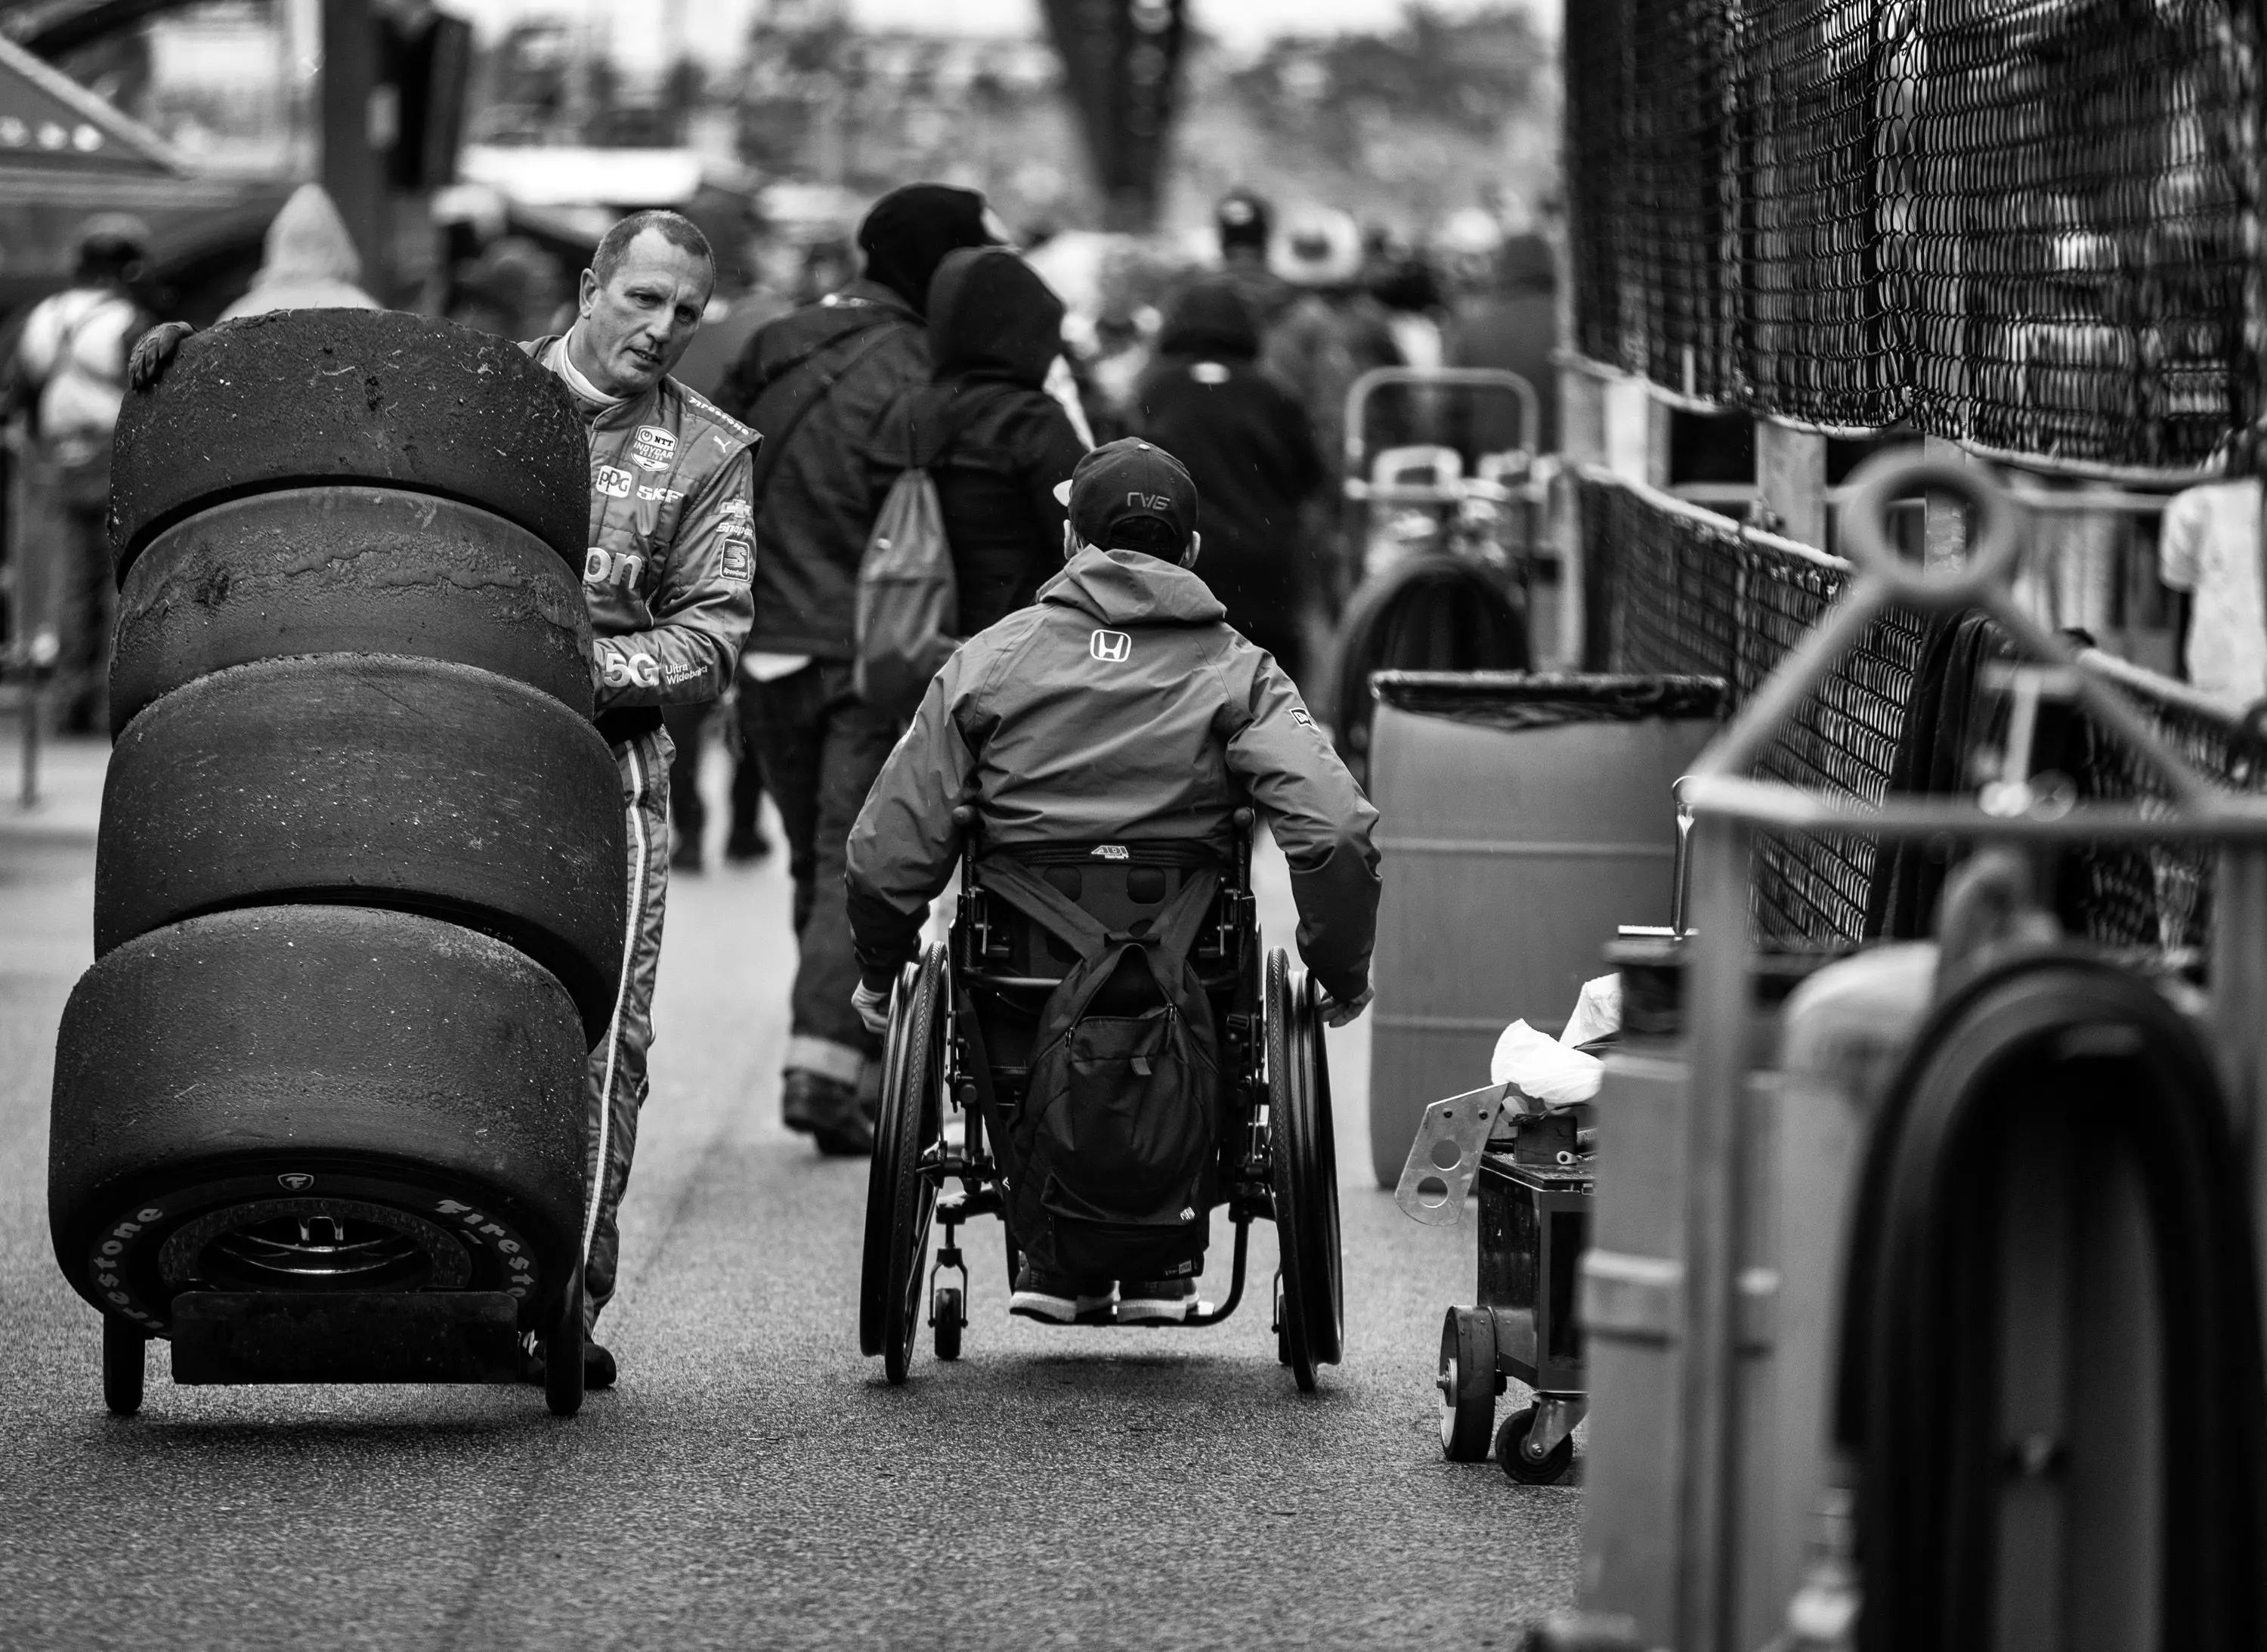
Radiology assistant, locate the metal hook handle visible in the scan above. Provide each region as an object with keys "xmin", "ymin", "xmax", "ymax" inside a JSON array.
[{"xmin": 1836, "ymin": 447, "xmax": 2023, "ymax": 605}]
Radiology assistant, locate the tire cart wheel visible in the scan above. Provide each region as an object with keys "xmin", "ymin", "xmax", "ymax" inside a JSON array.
[
  {"xmin": 858, "ymin": 945, "xmax": 947, "ymax": 1384},
  {"xmin": 1497, "ymin": 1404, "xmax": 1576, "ymax": 1484},
  {"xmin": 1266, "ymin": 950, "xmax": 1343, "ymax": 1392},
  {"xmin": 546, "ymin": 1264, "xmax": 586, "ymax": 1418},
  {"xmin": 932, "ymin": 1285, "xmax": 963, "ymax": 1362},
  {"xmin": 103, "ymin": 1315, "xmax": 146, "ymax": 1416},
  {"xmin": 1439, "ymin": 1307, "xmax": 1499, "ymax": 1460}
]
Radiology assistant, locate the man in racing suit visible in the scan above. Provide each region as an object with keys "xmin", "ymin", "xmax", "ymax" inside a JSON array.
[
  {"xmin": 524, "ymin": 209, "xmax": 756, "ymax": 1385},
  {"xmin": 843, "ymin": 439, "xmax": 1378, "ymax": 1324}
]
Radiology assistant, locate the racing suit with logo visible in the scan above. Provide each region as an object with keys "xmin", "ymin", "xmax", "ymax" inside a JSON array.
[
  {"xmin": 526, "ymin": 334, "xmax": 757, "ymax": 1330},
  {"xmin": 844, "ymin": 544, "xmax": 1381, "ymax": 1006}
]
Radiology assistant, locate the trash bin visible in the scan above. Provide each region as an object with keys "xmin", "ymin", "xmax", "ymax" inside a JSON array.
[{"xmin": 1365, "ymin": 671, "xmax": 1725, "ymax": 1185}]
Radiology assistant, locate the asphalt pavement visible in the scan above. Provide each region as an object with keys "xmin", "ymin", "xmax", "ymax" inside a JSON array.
[{"xmin": 0, "ymin": 734, "xmax": 1580, "ymax": 1650}]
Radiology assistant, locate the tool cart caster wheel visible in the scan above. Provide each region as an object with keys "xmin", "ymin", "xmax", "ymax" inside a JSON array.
[
  {"xmin": 1496, "ymin": 1405, "xmax": 1574, "ymax": 1484},
  {"xmin": 1439, "ymin": 1307, "xmax": 1499, "ymax": 1461},
  {"xmin": 103, "ymin": 1316, "xmax": 147, "ymax": 1417},
  {"xmin": 933, "ymin": 1285, "xmax": 963, "ymax": 1362},
  {"xmin": 546, "ymin": 1265, "xmax": 586, "ymax": 1418}
]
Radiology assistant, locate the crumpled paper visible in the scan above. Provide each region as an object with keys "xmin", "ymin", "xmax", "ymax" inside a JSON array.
[{"xmin": 1487, "ymin": 973, "xmax": 1622, "ymax": 1109}]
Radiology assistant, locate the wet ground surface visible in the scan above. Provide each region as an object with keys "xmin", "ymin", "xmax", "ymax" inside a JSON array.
[{"xmin": 0, "ymin": 738, "xmax": 1579, "ymax": 1650}]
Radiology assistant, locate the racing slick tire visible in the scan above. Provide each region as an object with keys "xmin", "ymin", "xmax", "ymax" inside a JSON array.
[
  {"xmin": 859, "ymin": 946, "xmax": 947, "ymax": 1382},
  {"xmin": 112, "ymin": 488, "xmax": 594, "ymax": 734},
  {"xmin": 1330, "ymin": 554, "xmax": 1529, "ymax": 786},
  {"xmin": 95, "ymin": 654, "xmax": 626, "ymax": 1042},
  {"xmin": 1267, "ymin": 949, "xmax": 1344, "ymax": 1391},
  {"xmin": 50, "ymin": 905, "xmax": 588, "ymax": 1341},
  {"xmin": 108, "ymin": 309, "xmax": 589, "ymax": 576}
]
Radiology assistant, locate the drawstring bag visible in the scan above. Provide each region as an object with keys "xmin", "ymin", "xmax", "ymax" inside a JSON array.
[{"xmin": 853, "ymin": 462, "xmax": 960, "ymax": 715}]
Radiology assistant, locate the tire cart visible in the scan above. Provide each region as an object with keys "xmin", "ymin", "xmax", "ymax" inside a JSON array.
[{"xmin": 1330, "ymin": 367, "xmax": 1541, "ymax": 784}]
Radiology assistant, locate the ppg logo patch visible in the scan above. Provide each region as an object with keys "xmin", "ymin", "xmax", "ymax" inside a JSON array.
[
  {"xmin": 629, "ymin": 425, "xmax": 677, "ymax": 472},
  {"xmin": 1090, "ymin": 630, "xmax": 1131, "ymax": 663},
  {"xmin": 594, "ymin": 465, "xmax": 633, "ymax": 498}
]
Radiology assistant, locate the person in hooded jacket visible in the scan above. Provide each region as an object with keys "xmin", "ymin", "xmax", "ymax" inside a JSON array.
[
  {"xmin": 713, "ymin": 184, "xmax": 1004, "ymax": 1154},
  {"xmin": 861, "ymin": 246, "xmax": 1089, "ymax": 639},
  {"xmin": 220, "ymin": 183, "xmax": 382, "ymax": 318},
  {"xmin": 1131, "ymin": 279, "xmax": 1325, "ymax": 683},
  {"xmin": 843, "ymin": 439, "xmax": 1378, "ymax": 1326}
]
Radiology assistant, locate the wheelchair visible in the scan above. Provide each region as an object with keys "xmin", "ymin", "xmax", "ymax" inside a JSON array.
[{"xmin": 857, "ymin": 809, "xmax": 1343, "ymax": 1391}]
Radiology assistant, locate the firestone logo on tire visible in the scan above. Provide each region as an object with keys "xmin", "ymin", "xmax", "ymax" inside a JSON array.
[{"xmin": 277, "ymin": 1172, "xmax": 314, "ymax": 1191}]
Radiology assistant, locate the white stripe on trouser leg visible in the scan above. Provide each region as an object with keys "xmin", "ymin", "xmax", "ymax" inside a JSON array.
[{"xmin": 581, "ymin": 739, "xmax": 648, "ymax": 1266}]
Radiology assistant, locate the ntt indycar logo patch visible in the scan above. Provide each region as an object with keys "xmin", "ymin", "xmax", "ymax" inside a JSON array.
[
  {"xmin": 1090, "ymin": 630, "xmax": 1131, "ymax": 663},
  {"xmin": 630, "ymin": 425, "xmax": 677, "ymax": 472}
]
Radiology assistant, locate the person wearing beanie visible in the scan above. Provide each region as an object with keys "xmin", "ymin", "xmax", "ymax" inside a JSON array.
[
  {"xmin": 714, "ymin": 183, "xmax": 1004, "ymax": 1154},
  {"xmin": 1133, "ymin": 277, "xmax": 1326, "ymax": 685},
  {"xmin": 843, "ymin": 437, "xmax": 1379, "ymax": 1327}
]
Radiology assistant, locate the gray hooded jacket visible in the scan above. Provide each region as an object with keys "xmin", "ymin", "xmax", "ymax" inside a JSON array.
[{"xmin": 845, "ymin": 545, "xmax": 1381, "ymax": 1001}]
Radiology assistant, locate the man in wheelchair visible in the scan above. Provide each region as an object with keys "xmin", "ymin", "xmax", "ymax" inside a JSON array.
[{"xmin": 845, "ymin": 438, "xmax": 1380, "ymax": 1327}]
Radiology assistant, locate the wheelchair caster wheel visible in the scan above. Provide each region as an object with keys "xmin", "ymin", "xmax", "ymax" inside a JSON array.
[
  {"xmin": 933, "ymin": 1285, "xmax": 963, "ymax": 1362},
  {"xmin": 1497, "ymin": 1404, "xmax": 1574, "ymax": 1484}
]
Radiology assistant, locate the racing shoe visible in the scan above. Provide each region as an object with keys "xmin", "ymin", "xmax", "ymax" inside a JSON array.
[
  {"xmin": 1010, "ymin": 1265, "xmax": 1113, "ymax": 1326},
  {"xmin": 1117, "ymin": 1276, "xmax": 1199, "ymax": 1325}
]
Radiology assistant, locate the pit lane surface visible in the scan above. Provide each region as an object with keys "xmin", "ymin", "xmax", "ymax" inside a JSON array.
[{"xmin": 0, "ymin": 738, "xmax": 1579, "ymax": 1650}]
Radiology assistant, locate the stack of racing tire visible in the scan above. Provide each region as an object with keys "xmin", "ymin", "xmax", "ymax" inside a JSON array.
[{"xmin": 47, "ymin": 311, "xmax": 619, "ymax": 1418}]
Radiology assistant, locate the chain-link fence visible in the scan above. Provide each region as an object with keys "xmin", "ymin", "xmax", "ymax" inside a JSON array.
[
  {"xmin": 1576, "ymin": 468, "xmax": 2260, "ymax": 954},
  {"xmin": 1566, "ymin": 0, "xmax": 2267, "ymax": 475}
]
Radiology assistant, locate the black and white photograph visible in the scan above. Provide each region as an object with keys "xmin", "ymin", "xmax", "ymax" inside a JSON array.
[{"xmin": 0, "ymin": 1, "xmax": 2261, "ymax": 1647}]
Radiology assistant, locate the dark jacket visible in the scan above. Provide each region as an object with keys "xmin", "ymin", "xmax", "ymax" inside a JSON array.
[
  {"xmin": 1133, "ymin": 281, "xmax": 1325, "ymax": 615},
  {"xmin": 863, "ymin": 249, "xmax": 1087, "ymax": 639},
  {"xmin": 846, "ymin": 545, "xmax": 1379, "ymax": 1001},
  {"xmin": 716, "ymin": 278, "xmax": 929, "ymax": 658}
]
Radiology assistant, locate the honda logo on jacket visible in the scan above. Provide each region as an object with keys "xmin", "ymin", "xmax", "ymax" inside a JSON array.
[{"xmin": 1090, "ymin": 630, "xmax": 1131, "ymax": 663}]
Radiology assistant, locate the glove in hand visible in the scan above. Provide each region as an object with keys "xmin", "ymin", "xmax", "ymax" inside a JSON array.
[
  {"xmin": 1317, "ymin": 982, "xmax": 1374, "ymax": 1028},
  {"xmin": 852, "ymin": 980, "xmax": 890, "ymax": 1037}
]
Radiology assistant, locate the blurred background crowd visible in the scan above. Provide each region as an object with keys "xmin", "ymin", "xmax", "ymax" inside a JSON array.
[{"xmin": 0, "ymin": 0, "xmax": 1560, "ymax": 735}]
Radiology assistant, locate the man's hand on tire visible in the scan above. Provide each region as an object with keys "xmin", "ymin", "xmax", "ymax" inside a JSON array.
[
  {"xmin": 852, "ymin": 980, "xmax": 890, "ymax": 1037},
  {"xmin": 1318, "ymin": 982, "xmax": 1374, "ymax": 1028},
  {"xmin": 128, "ymin": 322, "xmax": 193, "ymax": 391}
]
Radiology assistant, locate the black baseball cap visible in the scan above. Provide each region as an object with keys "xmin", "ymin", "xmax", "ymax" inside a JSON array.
[{"xmin": 1054, "ymin": 438, "xmax": 1198, "ymax": 555}]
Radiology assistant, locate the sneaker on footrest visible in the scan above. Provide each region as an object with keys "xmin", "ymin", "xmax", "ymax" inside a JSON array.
[
  {"xmin": 1117, "ymin": 1276, "xmax": 1198, "ymax": 1325},
  {"xmin": 1010, "ymin": 1265, "xmax": 1113, "ymax": 1326}
]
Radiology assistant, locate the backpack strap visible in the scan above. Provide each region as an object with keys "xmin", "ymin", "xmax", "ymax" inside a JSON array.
[
  {"xmin": 976, "ymin": 855, "xmax": 1221, "ymax": 970},
  {"xmin": 747, "ymin": 317, "xmax": 905, "ymax": 503}
]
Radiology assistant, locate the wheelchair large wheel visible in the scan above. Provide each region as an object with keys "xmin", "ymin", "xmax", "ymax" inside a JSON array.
[
  {"xmin": 858, "ymin": 945, "xmax": 948, "ymax": 1382},
  {"xmin": 1266, "ymin": 949, "xmax": 1344, "ymax": 1391}
]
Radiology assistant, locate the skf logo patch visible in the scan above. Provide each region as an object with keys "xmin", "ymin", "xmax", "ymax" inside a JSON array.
[
  {"xmin": 1090, "ymin": 629, "xmax": 1131, "ymax": 663},
  {"xmin": 719, "ymin": 537, "xmax": 753, "ymax": 583},
  {"xmin": 629, "ymin": 425, "xmax": 677, "ymax": 472},
  {"xmin": 1091, "ymin": 844, "xmax": 1130, "ymax": 861},
  {"xmin": 594, "ymin": 465, "xmax": 633, "ymax": 498},
  {"xmin": 636, "ymin": 484, "xmax": 684, "ymax": 504}
]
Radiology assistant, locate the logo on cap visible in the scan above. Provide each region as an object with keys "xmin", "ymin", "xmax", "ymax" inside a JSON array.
[{"xmin": 1090, "ymin": 630, "xmax": 1131, "ymax": 663}]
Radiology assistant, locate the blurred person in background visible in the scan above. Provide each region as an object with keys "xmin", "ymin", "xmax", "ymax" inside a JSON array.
[
  {"xmin": 1212, "ymin": 187, "xmax": 1294, "ymax": 336},
  {"xmin": 1263, "ymin": 206, "xmax": 1403, "ymax": 497},
  {"xmin": 863, "ymin": 246, "xmax": 1088, "ymax": 641},
  {"xmin": 2159, "ymin": 422, "xmax": 2267, "ymax": 710},
  {"xmin": 1131, "ymin": 278, "xmax": 1325, "ymax": 687},
  {"xmin": 218, "ymin": 183, "xmax": 382, "ymax": 319},
  {"xmin": 3, "ymin": 215, "xmax": 153, "ymax": 733},
  {"xmin": 1444, "ymin": 225, "xmax": 1560, "ymax": 456},
  {"xmin": 715, "ymin": 183, "xmax": 1004, "ymax": 1155}
]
